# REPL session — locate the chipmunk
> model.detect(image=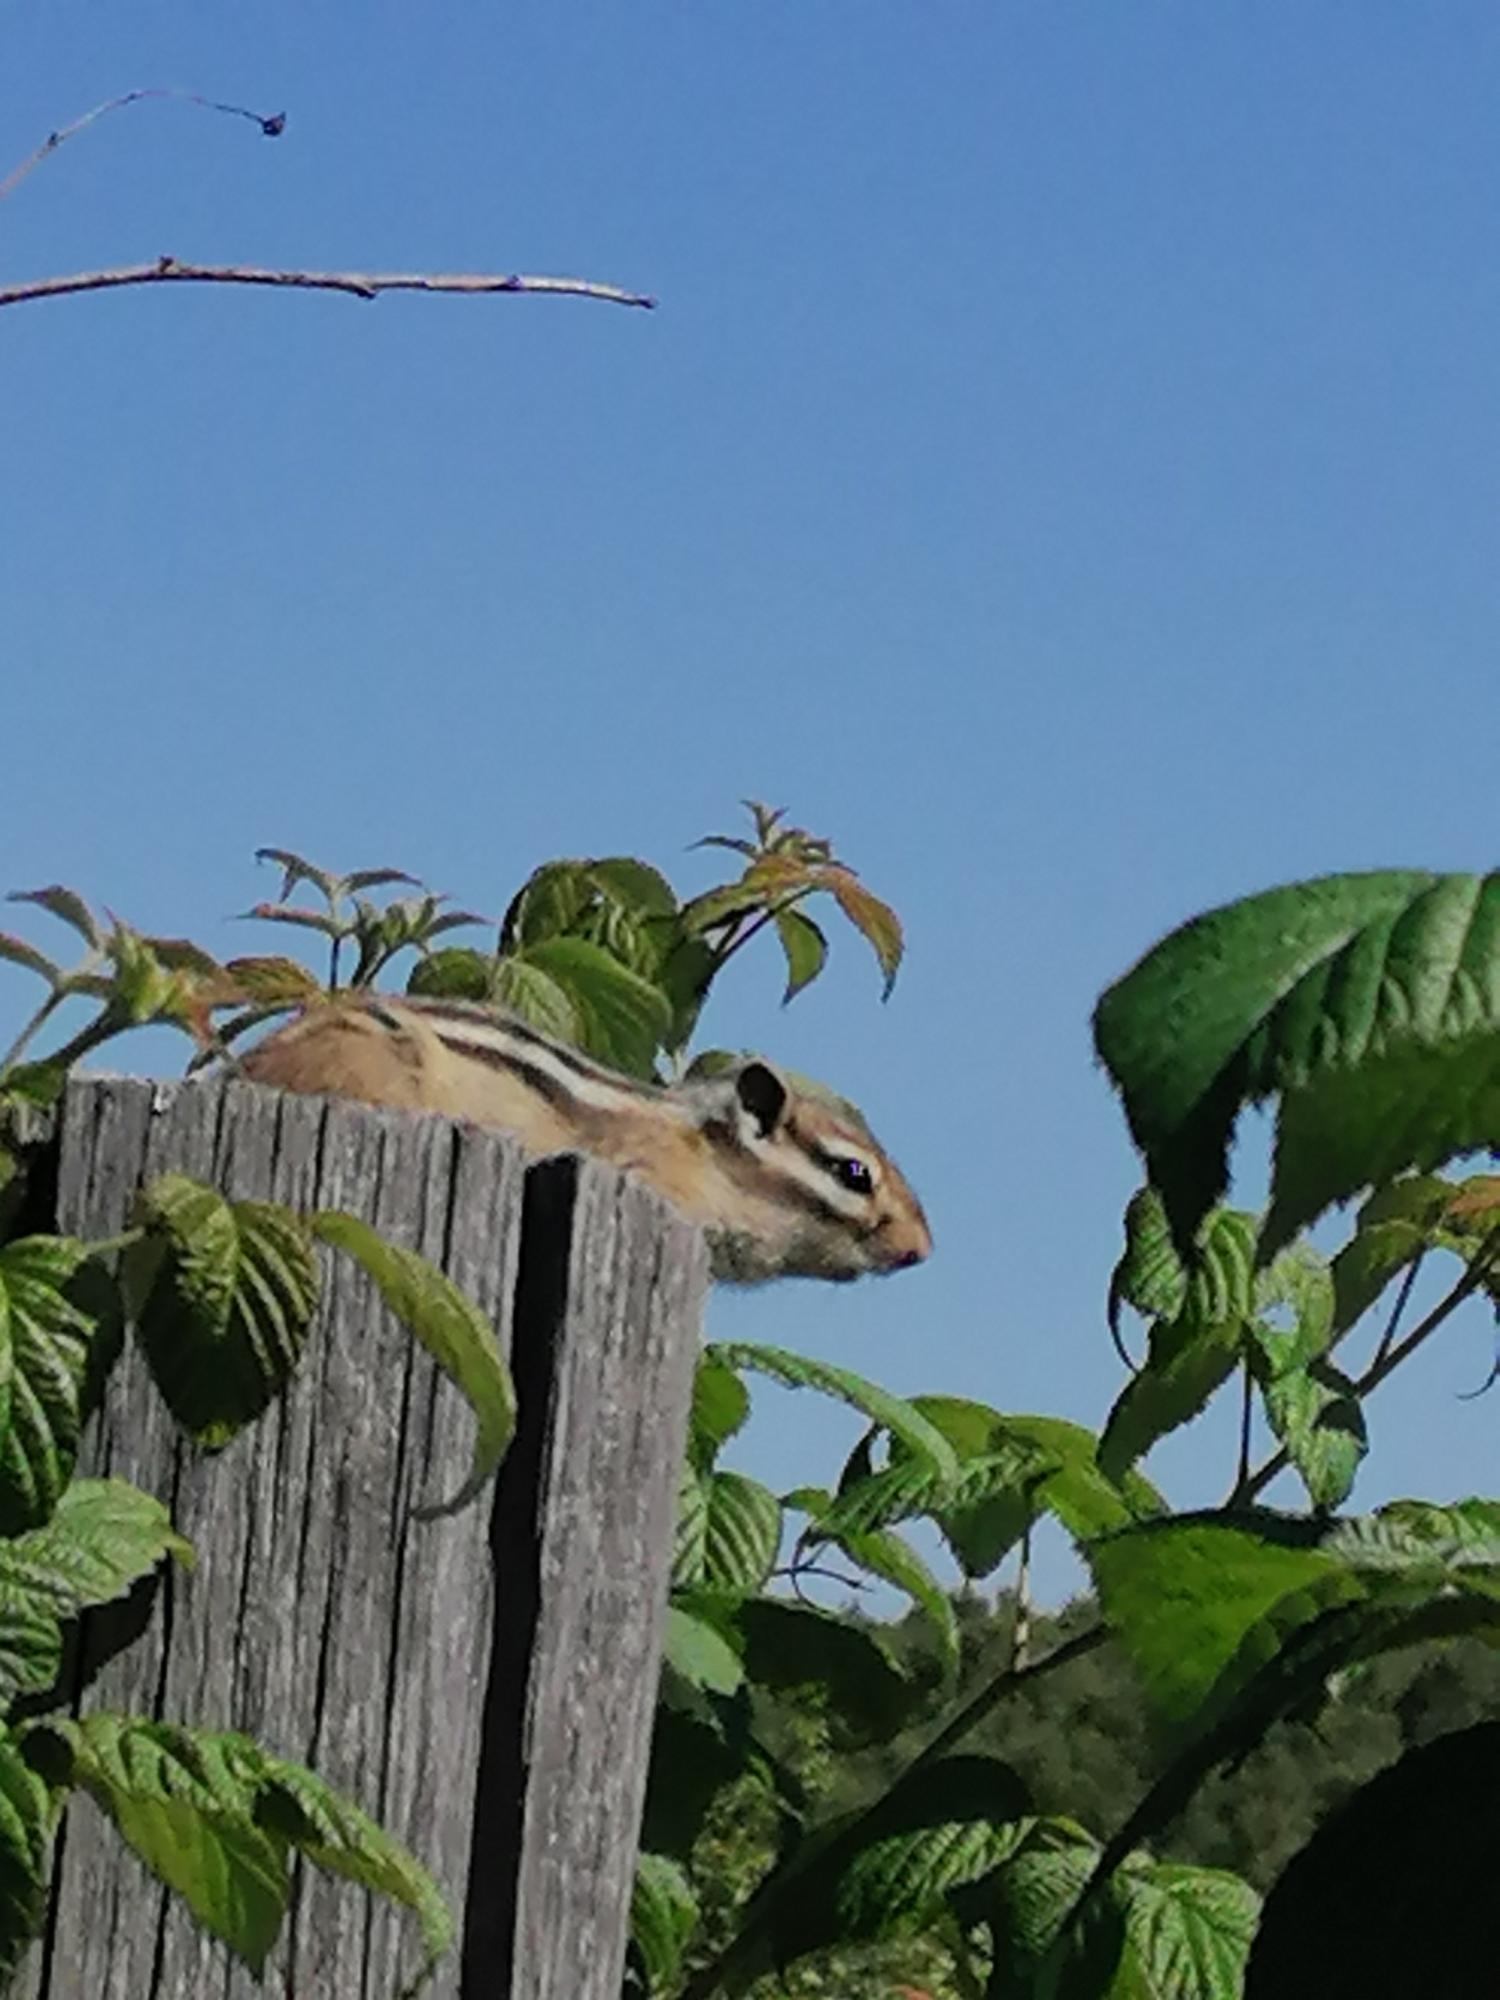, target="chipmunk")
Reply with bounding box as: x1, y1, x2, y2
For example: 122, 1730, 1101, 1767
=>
237, 995, 931, 1285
